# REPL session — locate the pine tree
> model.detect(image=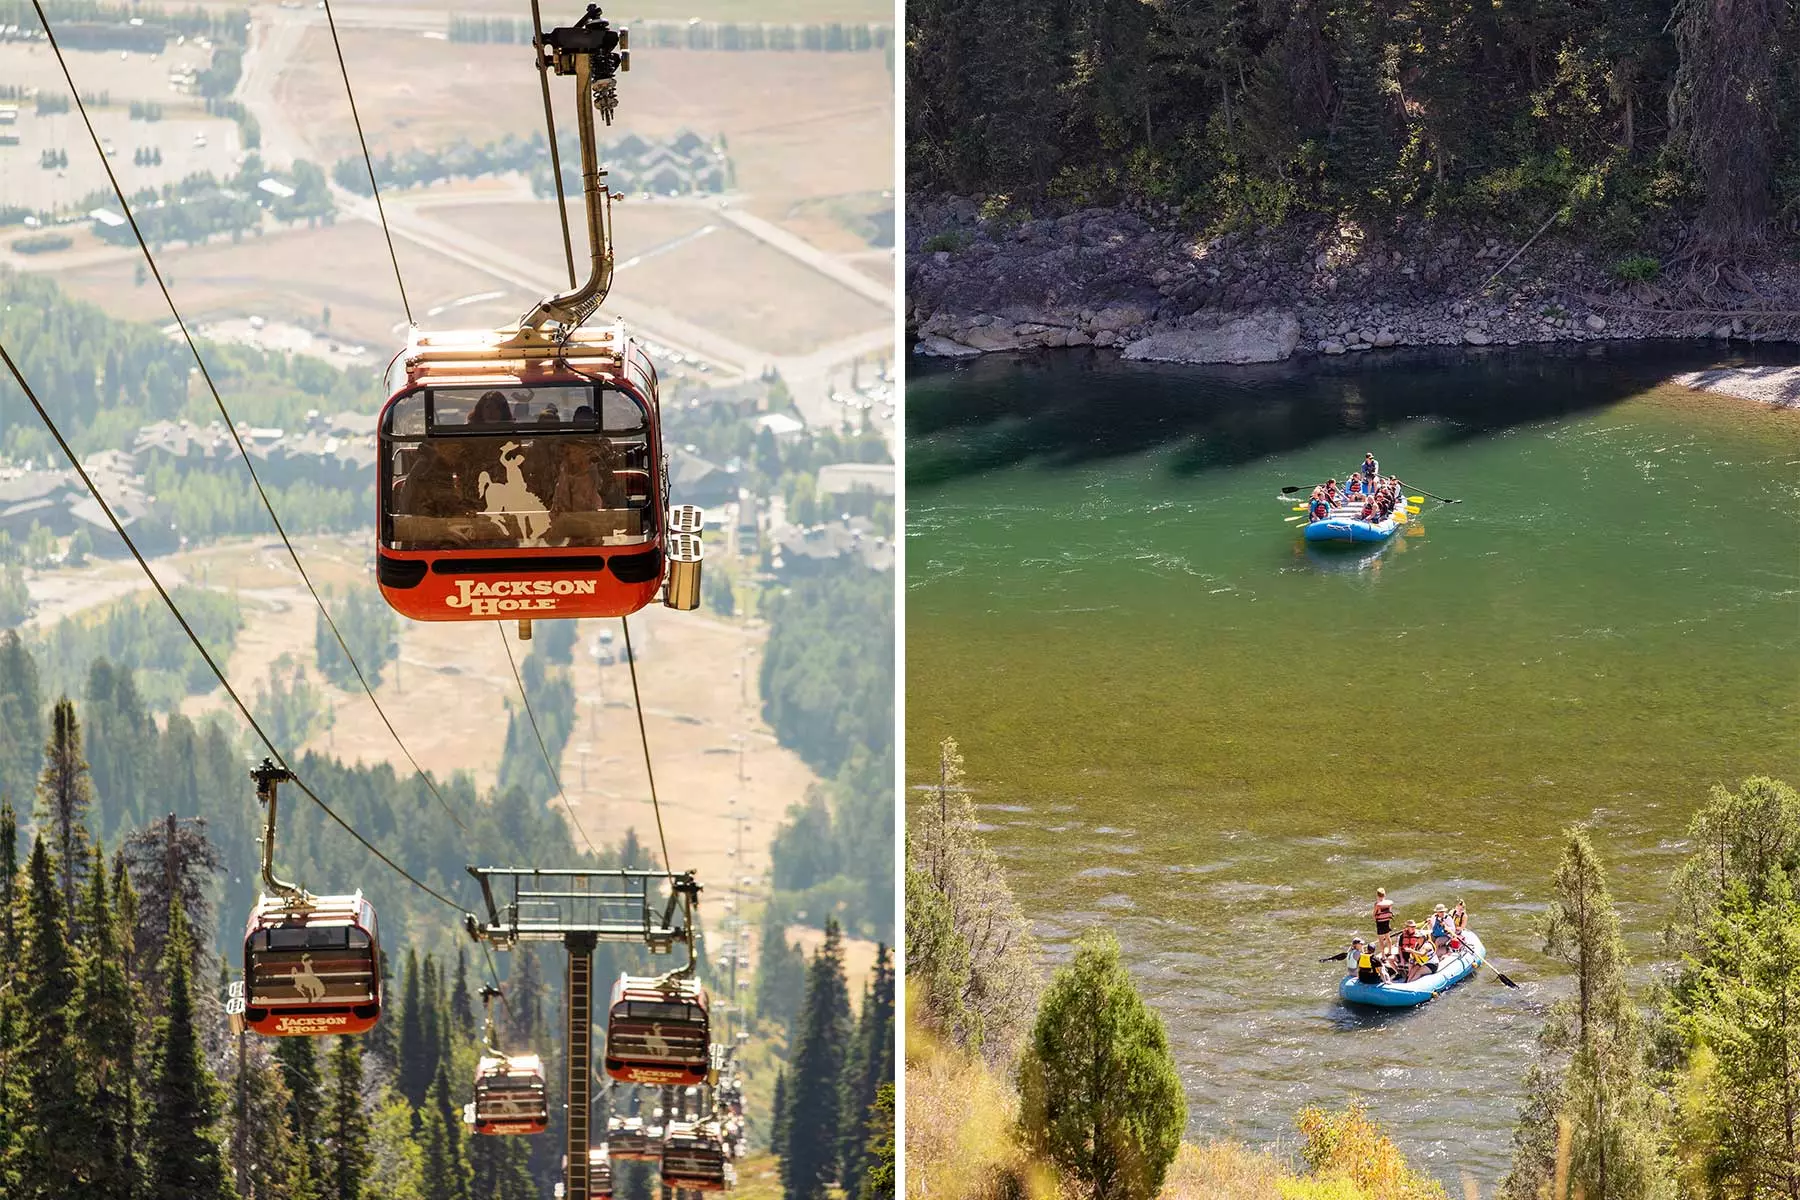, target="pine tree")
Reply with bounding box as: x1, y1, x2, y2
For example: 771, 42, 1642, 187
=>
450, 949, 474, 1040
324, 1036, 371, 1200
397, 949, 428, 1109
236, 1054, 316, 1200
14, 837, 83, 1199
422, 954, 446, 1081
418, 1064, 470, 1200
755, 913, 807, 1046
1, 797, 18, 968
1018, 930, 1185, 1200
771, 1068, 791, 1194
782, 920, 852, 1200
274, 1036, 326, 1187
123, 813, 224, 997
857, 1083, 894, 1200
839, 945, 894, 1188
110, 850, 138, 986
1503, 826, 1667, 1200
0, 630, 44, 806
35, 697, 95, 931
72, 843, 137, 1199
142, 893, 234, 1200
